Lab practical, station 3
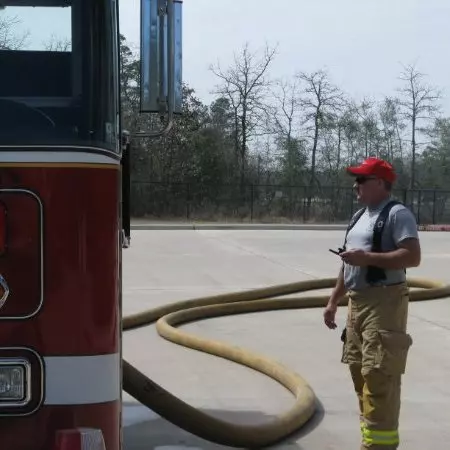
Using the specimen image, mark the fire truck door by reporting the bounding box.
[0,189,43,319]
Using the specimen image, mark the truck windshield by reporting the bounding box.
[0,0,119,153]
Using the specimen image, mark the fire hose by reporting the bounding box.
[122,277,450,448]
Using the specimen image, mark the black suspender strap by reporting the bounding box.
[366,200,402,284]
[371,200,401,252]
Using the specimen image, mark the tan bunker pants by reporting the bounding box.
[341,283,413,450]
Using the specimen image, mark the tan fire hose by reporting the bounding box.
[122,277,450,448]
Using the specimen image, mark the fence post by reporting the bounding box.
[290,185,294,222]
[432,190,437,224]
[186,183,190,220]
[349,188,354,217]
[417,189,421,225]
[250,184,254,222]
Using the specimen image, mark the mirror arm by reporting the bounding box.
[133,0,175,139]
[132,116,173,138]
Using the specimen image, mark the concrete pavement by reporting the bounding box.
[122,229,450,449]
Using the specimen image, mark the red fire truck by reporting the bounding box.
[0,1,182,449]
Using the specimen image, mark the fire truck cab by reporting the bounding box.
[0,0,182,449]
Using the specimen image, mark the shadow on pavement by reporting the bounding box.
[122,399,324,450]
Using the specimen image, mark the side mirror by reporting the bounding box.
[137,0,183,138]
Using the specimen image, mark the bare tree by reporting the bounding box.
[0,13,29,50]
[267,78,305,185]
[378,96,406,162]
[337,102,360,166]
[353,98,381,159]
[296,69,347,215]
[323,109,349,182]
[44,34,71,51]
[397,63,441,189]
[269,78,300,141]
[210,42,277,184]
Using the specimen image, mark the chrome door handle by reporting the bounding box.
[0,274,9,309]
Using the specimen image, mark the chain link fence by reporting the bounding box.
[131,181,450,225]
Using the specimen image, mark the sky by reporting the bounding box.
[119,0,450,115]
[3,1,450,115]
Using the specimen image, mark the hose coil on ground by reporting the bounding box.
[122,277,450,448]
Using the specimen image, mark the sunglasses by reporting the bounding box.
[355,176,378,184]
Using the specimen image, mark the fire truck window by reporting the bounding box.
[0,2,119,153]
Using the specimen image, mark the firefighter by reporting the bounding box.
[323,157,421,450]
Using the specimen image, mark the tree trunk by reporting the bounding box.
[307,108,320,219]
[241,104,247,187]
[411,114,416,190]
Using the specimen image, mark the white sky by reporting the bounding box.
[4,1,450,114]
[120,0,450,115]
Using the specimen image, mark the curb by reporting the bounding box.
[418,225,450,232]
[131,223,349,231]
[130,223,450,231]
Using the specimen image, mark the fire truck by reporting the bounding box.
[0,1,182,449]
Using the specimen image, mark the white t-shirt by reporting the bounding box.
[343,199,419,291]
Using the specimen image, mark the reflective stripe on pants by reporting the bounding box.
[362,427,399,446]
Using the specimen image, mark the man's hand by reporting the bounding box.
[340,248,370,267]
[324,264,347,330]
[323,303,338,329]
